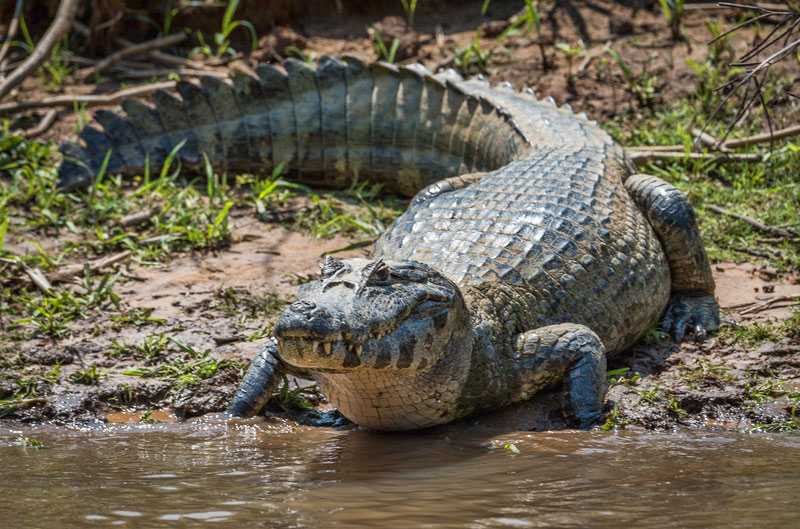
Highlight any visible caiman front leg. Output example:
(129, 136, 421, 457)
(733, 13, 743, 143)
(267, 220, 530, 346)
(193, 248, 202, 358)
(625, 173, 720, 341)
(227, 339, 285, 417)
(510, 323, 607, 429)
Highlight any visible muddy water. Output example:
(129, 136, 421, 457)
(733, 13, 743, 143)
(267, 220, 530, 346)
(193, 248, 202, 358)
(2, 420, 799, 529)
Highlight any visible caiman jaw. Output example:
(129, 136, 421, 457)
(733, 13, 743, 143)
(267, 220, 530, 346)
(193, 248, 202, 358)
(273, 258, 466, 372)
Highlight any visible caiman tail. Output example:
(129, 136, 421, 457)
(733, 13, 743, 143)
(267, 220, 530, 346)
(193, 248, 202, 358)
(57, 56, 543, 197)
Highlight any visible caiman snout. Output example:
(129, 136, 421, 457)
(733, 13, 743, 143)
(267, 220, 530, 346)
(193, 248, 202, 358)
(274, 300, 340, 340)
(288, 300, 316, 316)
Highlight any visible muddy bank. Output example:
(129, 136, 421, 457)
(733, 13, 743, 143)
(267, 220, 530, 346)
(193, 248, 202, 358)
(3, 211, 799, 433)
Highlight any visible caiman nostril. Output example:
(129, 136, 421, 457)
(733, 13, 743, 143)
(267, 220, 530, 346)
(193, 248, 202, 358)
(289, 300, 316, 314)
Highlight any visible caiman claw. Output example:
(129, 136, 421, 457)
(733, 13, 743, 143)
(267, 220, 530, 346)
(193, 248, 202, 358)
(661, 293, 720, 343)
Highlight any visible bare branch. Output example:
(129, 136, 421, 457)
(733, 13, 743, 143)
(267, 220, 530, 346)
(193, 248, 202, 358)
(0, 0, 24, 68)
(706, 204, 797, 238)
(13, 108, 58, 138)
(0, 81, 177, 114)
(79, 33, 187, 81)
(628, 151, 763, 164)
(0, 0, 81, 100)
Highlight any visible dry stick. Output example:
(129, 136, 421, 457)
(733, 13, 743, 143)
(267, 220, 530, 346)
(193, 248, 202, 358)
(628, 151, 762, 164)
(684, 2, 788, 11)
(627, 144, 685, 152)
(80, 33, 187, 81)
(118, 210, 154, 228)
(49, 250, 131, 283)
(722, 123, 800, 148)
(110, 66, 228, 80)
(115, 37, 207, 70)
(756, 237, 800, 244)
(0, 0, 24, 68)
(13, 108, 58, 138)
(0, 0, 80, 99)
(740, 295, 800, 315)
(23, 265, 52, 293)
(0, 81, 176, 113)
(707, 204, 796, 238)
(628, 123, 800, 154)
(692, 127, 729, 151)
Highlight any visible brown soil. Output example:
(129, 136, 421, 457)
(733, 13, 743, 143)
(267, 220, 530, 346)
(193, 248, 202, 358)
(2, 0, 800, 432)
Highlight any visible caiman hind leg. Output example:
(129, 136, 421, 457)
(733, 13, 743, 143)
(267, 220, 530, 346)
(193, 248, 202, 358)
(511, 324, 607, 429)
(625, 173, 720, 341)
(227, 339, 284, 417)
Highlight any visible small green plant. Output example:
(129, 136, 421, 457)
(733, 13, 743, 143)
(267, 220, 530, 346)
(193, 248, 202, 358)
(138, 407, 156, 423)
(600, 402, 631, 430)
(399, 0, 419, 27)
(749, 407, 800, 433)
(273, 377, 317, 411)
(658, 0, 686, 42)
(109, 333, 171, 360)
(285, 46, 315, 65)
(189, 0, 258, 58)
(680, 358, 735, 388)
(453, 31, 494, 75)
(497, 0, 549, 69)
(636, 327, 669, 347)
(69, 365, 105, 385)
(606, 47, 660, 107)
(743, 379, 799, 404)
(555, 41, 585, 89)
(15, 437, 44, 448)
(372, 26, 399, 64)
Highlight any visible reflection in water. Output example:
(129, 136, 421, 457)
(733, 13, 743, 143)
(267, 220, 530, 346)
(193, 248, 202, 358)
(2, 419, 800, 528)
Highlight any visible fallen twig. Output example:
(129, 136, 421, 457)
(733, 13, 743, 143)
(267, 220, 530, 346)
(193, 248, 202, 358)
(212, 335, 245, 345)
(740, 295, 800, 315)
(0, 0, 24, 69)
(118, 210, 154, 228)
(110, 66, 227, 80)
(684, 2, 789, 11)
(0, 81, 176, 114)
(13, 108, 58, 138)
(50, 250, 131, 282)
(0, 0, 81, 99)
(692, 127, 729, 151)
(115, 37, 207, 70)
(627, 145, 685, 152)
(756, 236, 800, 244)
(722, 123, 800, 149)
(23, 265, 52, 293)
(80, 33, 187, 80)
(707, 204, 796, 238)
(628, 151, 763, 164)
(627, 123, 800, 154)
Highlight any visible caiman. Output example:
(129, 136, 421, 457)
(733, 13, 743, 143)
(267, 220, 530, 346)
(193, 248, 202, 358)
(58, 56, 720, 431)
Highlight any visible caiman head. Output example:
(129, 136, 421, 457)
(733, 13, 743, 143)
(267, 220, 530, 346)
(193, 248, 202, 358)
(274, 257, 472, 374)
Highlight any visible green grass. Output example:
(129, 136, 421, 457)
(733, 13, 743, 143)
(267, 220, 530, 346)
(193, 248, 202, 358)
(121, 338, 241, 395)
(679, 357, 736, 388)
(603, 64, 800, 274)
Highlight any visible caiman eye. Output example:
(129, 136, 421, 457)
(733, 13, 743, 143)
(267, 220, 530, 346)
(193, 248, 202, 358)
(320, 256, 346, 279)
(375, 265, 388, 281)
(371, 262, 390, 284)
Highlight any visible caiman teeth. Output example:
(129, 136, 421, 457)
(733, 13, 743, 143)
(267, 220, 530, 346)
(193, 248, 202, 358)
(322, 342, 331, 355)
(355, 344, 363, 358)
(312, 340, 319, 353)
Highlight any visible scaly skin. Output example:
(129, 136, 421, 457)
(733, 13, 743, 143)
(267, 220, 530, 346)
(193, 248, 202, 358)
(59, 56, 720, 431)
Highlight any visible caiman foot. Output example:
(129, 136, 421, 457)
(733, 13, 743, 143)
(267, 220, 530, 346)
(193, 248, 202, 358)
(661, 293, 720, 343)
